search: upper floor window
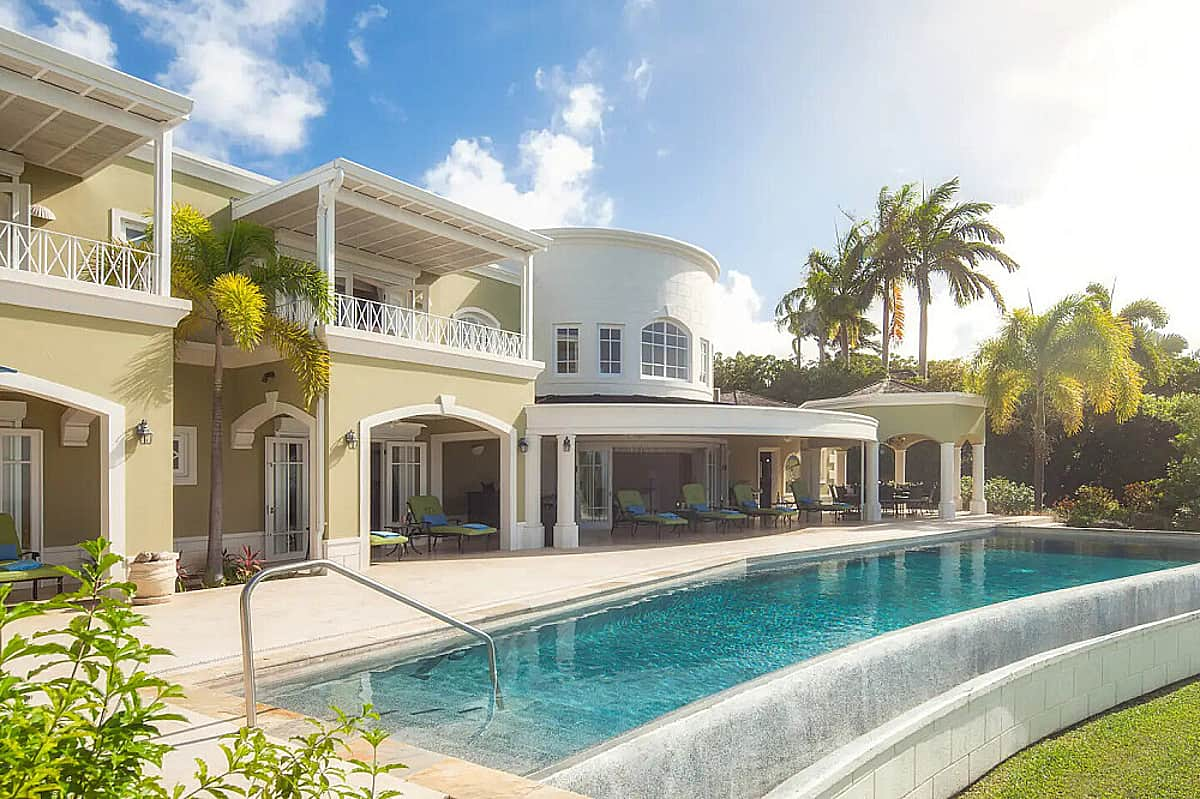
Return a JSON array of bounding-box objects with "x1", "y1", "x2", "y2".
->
[
  {"x1": 641, "y1": 320, "x2": 689, "y2": 380},
  {"x1": 109, "y1": 208, "x2": 148, "y2": 245},
  {"x1": 700, "y1": 338, "x2": 712, "y2": 385},
  {"x1": 453, "y1": 308, "x2": 501, "y2": 329},
  {"x1": 555, "y1": 325, "x2": 580, "y2": 374},
  {"x1": 599, "y1": 325, "x2": 622, "y2": 374}
]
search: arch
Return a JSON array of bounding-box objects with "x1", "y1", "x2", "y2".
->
[
  {"x1": 356, "y1": 395, "x2": 518, "y2": 563},
  {"x1": 452, "y1": 306, "x2": 501, "y2": 329},
  {"x1": 639, "y1": 318, "x2": 691, "y2": 381},
  {"x1": 0, "y1": 368, "x2": 125, "y2": 573}
]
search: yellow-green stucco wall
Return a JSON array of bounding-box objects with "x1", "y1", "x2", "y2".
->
[{"x1": 427, "y1": 272, "x2": 520, "y2": 330}]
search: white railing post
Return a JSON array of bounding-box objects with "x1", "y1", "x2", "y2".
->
[{"x1": 0, "y1": 220, "x2": 156, "y2": 292}]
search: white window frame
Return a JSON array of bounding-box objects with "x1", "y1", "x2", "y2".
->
[
  {"x1": 0, "y1": 429, "x2": 43, "y2": 554},
  {"x1": 109, "y1": 208, "x2": 149, "y2": 245},
  {"x1": 641, "y1": 319, "x2": 690, "y2": 380},
  {"x1": 598, "y1": 324, "x2": 623, "y2": 375},
  {"x1": 453, "y1": 307, "x2": 501, "y2": 328},
  {"x1": 555, "y1": 324, "x2": 580, "y2": 375},
  {"x1": 173, "y1": 426, "x2": 198, "y2": 486},
  {"x1": 700, "y1": 338, "x2": 712, "y2": 386}
]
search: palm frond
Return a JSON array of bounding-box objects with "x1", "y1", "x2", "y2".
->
[
  {"x1": 210, "y1": 272, "x2": 267, "y2": 351},
  {"x1": 262, "y1": 314, "x2": 331, "y2": 407}
]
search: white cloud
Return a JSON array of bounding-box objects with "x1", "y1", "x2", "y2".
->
[
  {"x1": 348, "y1": 3, "x2": 387, "y2": 68},
  {"x1": 115, "y1": 0, "x2": 327, "y2": 159},
  {"x1": 892, "y1": 0, "x2": 1200, "y2": 362},
  {"x1": 626, "y1": 57, "x2": 653, "y2": 101},
  {"x1": 711, "y1": 270, "x2": 794, "y2": 358},
  {"x1": 0, "y1": 0, "x2": 117, "y2": 65},
  {"x1": 623, "y1": 0, "x2": 655, "y2": 25},
  {"x1": 423, "y1": 59, "x2": 614, "y2": 229}
]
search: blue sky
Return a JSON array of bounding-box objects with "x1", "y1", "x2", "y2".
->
[{"x1": 3, "y1": 0, "x2": 1197, "y2": 360}]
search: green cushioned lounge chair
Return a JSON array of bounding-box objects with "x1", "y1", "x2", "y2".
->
[
  {"x1": 681, "y1": 483, "x2": 747, "y2": 531},
  {"x1": 369, "y1": 530, "x2": 410, "y2": 561},
  {"x1": 0, "y1": 513, "x2": 63, "y2": 600},
  {"x1": 406, "y1": 495, "x2": 497, "y2": 554},
  {"x1": 788, "y1": 480, "x2": 852, "y2": 521},
  {"x1": 731, "y1": 483, "x2": 793, "y2": 527},
  {"x1": 615, "y1": 490, "x2": 689, "y2": 539}
]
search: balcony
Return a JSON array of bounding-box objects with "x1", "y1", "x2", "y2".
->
[{"x1": 0, "y1": 220, "x2": 157, "y2": 293}]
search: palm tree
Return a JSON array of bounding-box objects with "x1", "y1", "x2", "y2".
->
[
  {"x1": 774, "y1": 290, "x2": 827, "y2": 366},
  {"x1": 1084, "y1": 282, "x2": 1187, "y2": 387},
  {"x1": 867, "y1": 183, "x2": 918, "y2": 373},
  {"x1": 170, "y1": 205, "x2": 332, "y2": 585},
  {"x1": 969, "y1": 293, "x2": 1143, "y2": 508},
  {"x1": 911, "y1": 177, "x2": 1019, "y2": 378}
]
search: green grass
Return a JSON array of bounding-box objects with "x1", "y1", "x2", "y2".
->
[{"x1": 961, "y1": 679, "x2": 1200, "y2": 798}]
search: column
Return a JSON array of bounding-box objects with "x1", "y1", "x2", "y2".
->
[
  {"x1": 521, "y1": 434, "x2": 544, "y2": 548},
  {"x1": 554, "y1": 434, "x2": 578, "y2": 548},
  {"x1": 835, "y1": 449, "x2": 847, "y2": 486},
  {"x1": 953, "y1": 445, "x2": 963, "y2": 510},
  {"x1": 970, "y1": 442, "x2": 987, "y2": 514},
  {"x1": 152, "y1": 129, "x2": 172, "y2": 296},
  {"x1": 939, "y1": 442, "x2": 957, "y2": 519},
  {"x1": 864, "y1": 441, "x2": 881, "y2": 522},
  {"x1": 802, "y1": 449, "x2": 822, "y2": 500},
  {"x1": 893, "y1": 446, "x2": 907, "y2": 484},
  {"x1": 317, "y1": 176, "x2": 340, "y2": 303},
  {"x1": 521, "y1": 255, "x2": 534, "y2": 360}
]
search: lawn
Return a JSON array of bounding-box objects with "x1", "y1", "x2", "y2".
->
[{"x1": 961, "y1": 679, "x2": 1200, "y2": 798}]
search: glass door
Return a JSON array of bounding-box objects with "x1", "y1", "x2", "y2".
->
[
  {"x1": 577, "y1": 447, "x2": 611, "y2": 528},
  {"x1": 264, "y1": 436, "x2": 308, "y2": 561},
  {"x1": 0, "y1": 430, "x2": 42, "y2": 551},
  {"x1": 385, "y1": 442, "x2": 425, "y2": 527}
]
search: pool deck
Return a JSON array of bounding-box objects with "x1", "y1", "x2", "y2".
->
[{"x1": 14, "y1": 514, "x2": 1052, "y2": 799}]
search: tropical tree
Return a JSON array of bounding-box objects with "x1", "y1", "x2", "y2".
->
[
  {"x1": 911, "y1": 177, "x2": 1019, "y2": 378},
  {"x1": 1084, "y1": 282, "x2": 1187, "y2": 387},
  {"x1": 867, "y1": 183, "x2": 918, "y2": 373},
  {"x1": 170, "y1": 205, "x2": 332, "y2": 585},
  {"x1": 969, "y1": 292, "x2": 1143, "y2": 509}
]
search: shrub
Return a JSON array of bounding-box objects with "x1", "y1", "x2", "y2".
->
[
  {"x1": 222, "y1": 545, "x2": 265, "y2": 584},
  {"x1": 983, "y1": 477, "x2": 1036, "y2": 515},
  {"x1": 1056, "y1": 485, "x2": 1125, "y2": 528}
]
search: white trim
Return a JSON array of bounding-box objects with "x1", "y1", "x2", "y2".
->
[
  {"x1": 174, "y1": 340, "x2": 282, "y2": 369},
  {"x1": 553, "y1": 323, "x2": 581, "y2": 375},
  {"x1": 0, "y1": 428, "x2": 43, "y2": 553},
  {"x1": 229, "y1": 399, "x2": 316, "y2": 450},
  {"x1": 172, "y1": 425, "x2": 197, "y2": 485},
  {"x1": 451, "y1": 306, "x2": 501, "y2": 328},
  {"x1": 264, "y1": 434, "x2": 310, "y2": 561},
  {"x1": 0, "y1": 370, "x2": 126, "y2": 575},
  {"x1": 128, "y1": 143, "x2": 276, "y2": 195},
  {"x1": 275, "y1": 229, "x2": 421, "y2": 281},
  {"x1": 469, "y1": 263, "x2": 522, "y2": 286},
  {"x1": 597, "y1": 323, "x2": 624, "y2": 376},
  {"x1": 803, "y1": 391, "x2": 987, "y2": 410},
  {"x1": 109, "y1": 207, "x2": 148, "y2": 244},
  {"x1": 322, "y1": 325, "x2": 544, "y2": 381},
  {"x1": 0, "y1": 267, "x2": 191, "y2": 327},
  {"x1": 533, "y1": 227, "x2": 721, "y2": 280}
]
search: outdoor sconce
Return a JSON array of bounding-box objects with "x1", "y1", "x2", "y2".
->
[
  {"x1": 562, "y1": 437, "x2": 572, "y2": 453},
  {"x1": 518, "y1": 437, "x2": 529, "y2": 453},
  {"x1": 344, "y1": 430, "x2": 358, "y2": 449},
  {"x1": 135, "y1": 419, "x2": 154, "y2": 445}
]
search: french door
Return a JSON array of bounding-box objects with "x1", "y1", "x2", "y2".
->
[
  {"x1": 0, "y1": 430, "x2": 42, "y2": 552},
  {"x1": 577, "y1": 447, "x2": 611, "y2": 528},
  {"x1": 264, "y1": 436, "x2": 308, "y2": 561},
  {"x1": 384, "y1": 442, "x2": 425, "y2": 527}
]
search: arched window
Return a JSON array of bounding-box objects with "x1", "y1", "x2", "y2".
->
[
  {"x1": 641, "y1": 320, "x2": 690, "y2": 380},
  {"x1": 452, "y1": 307, "x2": 500, "y2": 328}
]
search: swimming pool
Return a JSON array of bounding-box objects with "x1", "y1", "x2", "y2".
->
[{"x1": 259, "y1": 531, "x2": 1200, "y2": 776}]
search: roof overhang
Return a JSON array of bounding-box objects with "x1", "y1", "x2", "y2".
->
[
  {"x1": 0, "y1": 28, "x2": 192, "y2": 177},
  {"x1": 524, "y1": 402, "x2": 878, "y2": 443},
  {"x1": 231, "y1": 159, "x2": 551, "y2": 275},
  {"x1": 802, "y1": 391, "x2": 986, "y2": 411}
]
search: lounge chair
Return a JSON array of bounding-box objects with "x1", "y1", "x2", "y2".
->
[
  {"x1": 731, "y1": 483, "x2": 792, "y2": 527},
  {"x1": 406, "y1": 495, "x2": 497, "y2": 553},
  {"x1": 0, "y1": 513, "x2": 64, "y2": 600},
  {"x1": 615, "y1": 490, "x2": 689, "y2": 539},
  {"x1": 680, "y1": 483, "x2": 747, "y2": 531},
  {"x1": 788, "y1": 480, "x2": 853, "y2": 521},
  {"x1": 369, "y1": 530, "x2": 410, "y2": 560}
]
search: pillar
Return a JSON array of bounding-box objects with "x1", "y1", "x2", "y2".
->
[
  {"x1": 521, "y1": 255, "x2": 534, "y2": 360},
  {"x1": 953, "y1": 445, "x2": 963, "y2": 509},
  {"x1": 939, "y1": 442, "x2": 957, "y2": 519},
  {"x1": 893, "y1": 446, "x2": 907, "y2": 485},
  {"x1": 152, "y1": 129, "x2": 172, "y2": 295},
  {"x1": 864, "y1": 441, "x2": 881, "y2": 522},
  {"x1": 520, "y1": 434, "x2": 544, "y2": 548},
  {"x1": 554, "y1": 434, "x2": 578, "y2": 548},
  {"x1": 802, "y1": 449, "x2": 822, "y2": 500},
  {"x1": 970, "y1": 443, "x2": 987, "y2": 514},
  {"x1": 835, "y1": 449, "x2": 847, "y2": 486}
]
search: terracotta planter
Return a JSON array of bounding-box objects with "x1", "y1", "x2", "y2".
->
[{"x1": 129, "y1": 552, "x2": 178, "y2": 605}]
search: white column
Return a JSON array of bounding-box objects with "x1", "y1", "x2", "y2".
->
[
  {"x1": 835, "y1": 449, "x2": 847, "y2": 486},
  {"x1": 802, "y1": 449, "x2": 822, "y2": 500},
  {"x1": 521, "y1": 255, "x2": 534, "y2": 360},
  {"x1": 893, "y1": 446, "x2": 907, "y2": 484},
  {"x1": 520, "y1": 434, "x2": 544, "y2": 548},
  {"x1": 152, "y1": 129, "x2": 172, "y2": 296},
  {"x1": 864, "y1": 441, "x2": 881, "y2": 522},
  {"x1": 970, "y1": 443, "x2": 988, "y2": 514},
  {"x1": 939, "y1": 442, "x2": 958, "y2": 519},
  {"x1": 953, "y1": 445, "x2": 963, "y2": 509},
  {"x1": 554, "y1": 434, "x2": 578, "y2": 547},
  {"x1": 317, "y1": 181, "x2": 336, "y2": 301}
]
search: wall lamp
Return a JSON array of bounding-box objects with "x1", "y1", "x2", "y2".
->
[
  {"x1": 518, "y1": 437, "x2": 529, "y2": 453},
  {"x1": 562, "y1": 436, "x2": 572, "y2": 453},
  {"x1": 344, "y1": 430, "x2": 359, "y2": 449},
  {"x1": 135, "y1": 419, "x2": 154, "y2": 446}
]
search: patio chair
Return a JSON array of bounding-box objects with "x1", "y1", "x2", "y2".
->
[
  {"x1": 788, "y1": 481, "x2": 853, "y2": 522},
  {"x1": 731, "y1": 483, "x2": 792, "y2": 527},
  {"x1": 615, "y1": 490, "x2": 690, "y2": 539},
  {"x1": 406, "y1": 495, "x2": 497, "y2": 554},
  {"x1": 680, "y1": 483, "x2": 748, "y2": 531},
  {"x1": 0, "y1": 513, "x2": 64, "y2": 600},
  {"x1": 369, "y1": 530, "x2": 410, "y2": 561}
]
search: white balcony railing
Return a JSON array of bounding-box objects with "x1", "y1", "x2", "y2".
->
[
  {"x1": 334, "y1": 293, "x2": 525, "y2": 359},
  {"x1": 0, "y1": 220, "x2": 156, "y2": 293}
]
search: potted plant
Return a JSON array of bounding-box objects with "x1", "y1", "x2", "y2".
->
[{"x1": 128, "y1": 551, "x2": 180, "y2": 604}]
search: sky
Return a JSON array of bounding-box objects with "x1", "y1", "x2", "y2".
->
[{"x1": 2, "y1": 0, "x2": 1197, "y2": 363}]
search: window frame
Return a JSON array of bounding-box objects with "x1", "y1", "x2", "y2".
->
[
  {"x1": 598, "y1": 324, "x2": 623, "y2": 376},
  {"x1": 109, "y1": 208, "x2": 149, "y2": 245},
  {"x1": 554, "y1": 324, "x2": 581, "y2": 375},
  {"x1": 173, "y1": 426, "x2": 198, "y2": 486},
  {"x1": 700, "y1": 337, "x2": 712, "y2": 386},
  {"x1": 640, "y1": 319, "x2": 691, "y2": 381}
]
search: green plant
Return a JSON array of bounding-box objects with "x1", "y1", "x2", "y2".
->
[
  {"x1": 1056, "y1": 485, "x2": 1125, "y2": 528},
  {"x1": 176, "y1": 558, "x2": 191, "y2": 592},
  {"x1": 222, "y1": 545, "x2": 265, "y2": 584},
  {"x1": 983, "y1": 476, "x2": 1036, "y2": 514}
]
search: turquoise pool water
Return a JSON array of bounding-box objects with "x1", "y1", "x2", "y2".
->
[{"x1": 260, "y1": 532, "x2": 1200, "y2": 775}]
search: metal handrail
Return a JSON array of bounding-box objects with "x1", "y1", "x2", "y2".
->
[{"x1": 239, "y1": 558, "x2": 502, "y2": 727}]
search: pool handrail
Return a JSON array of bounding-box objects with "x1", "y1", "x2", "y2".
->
[{"x1": 239, "y1": 558, "x2": 503, "y2": 727}]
